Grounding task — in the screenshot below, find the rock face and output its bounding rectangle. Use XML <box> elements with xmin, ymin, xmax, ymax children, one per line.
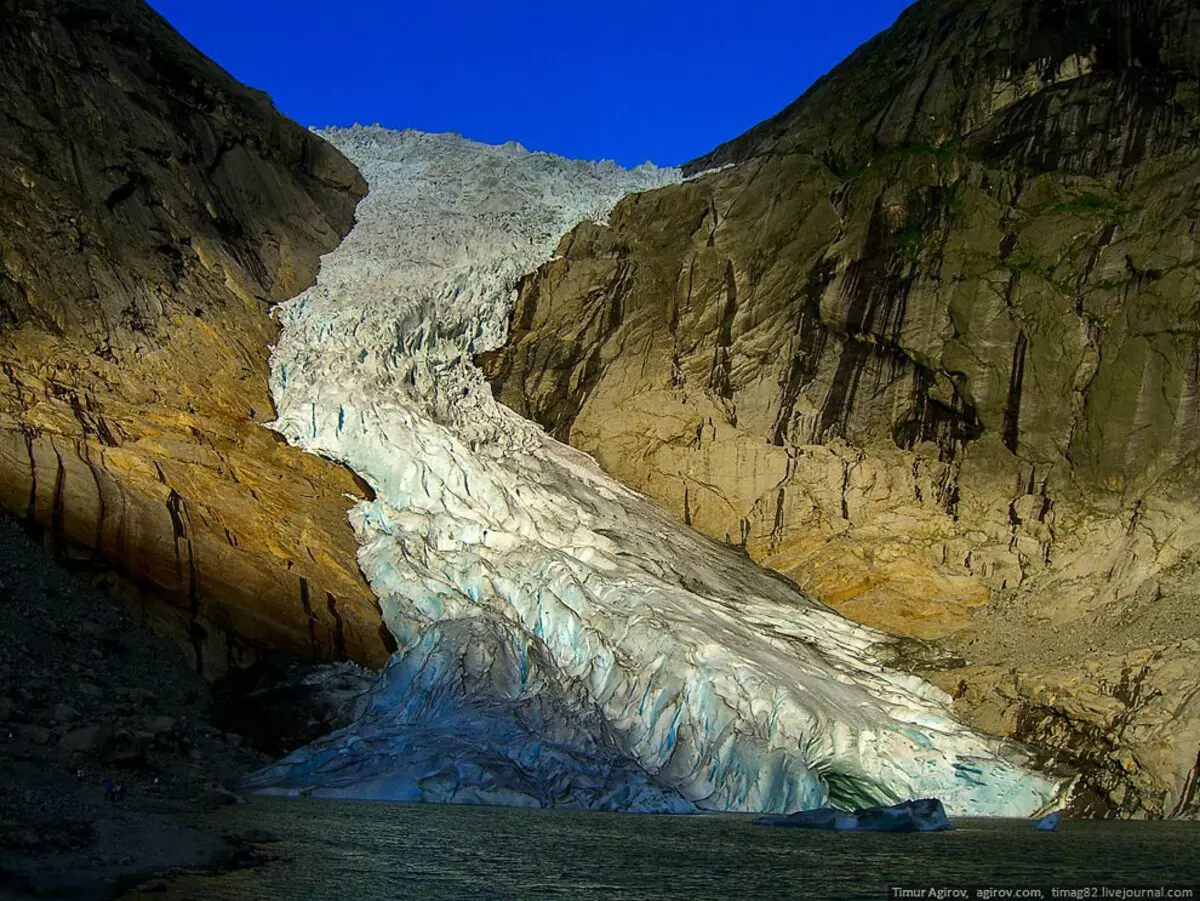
<box><xmin>482</xmin><ymin>0</ymin><xmax>1200</xmax><ymax>817</ymax></box>
<box><xmin>0</xmin><ymin>0</ymin><xmax>391</xmax><ymax>675</ymax></box>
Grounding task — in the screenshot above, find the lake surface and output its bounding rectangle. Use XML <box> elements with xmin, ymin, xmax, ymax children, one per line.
<box><xmin>134</xmin><ymin>799</ymin><xmax>1199</xmax><ymax>900</ymax></box>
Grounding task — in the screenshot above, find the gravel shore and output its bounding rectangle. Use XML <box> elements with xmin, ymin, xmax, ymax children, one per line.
<box><xmin>0</xmin><ymin>514</ymin><xmax>274</xmax><ymax>898</ymax></box>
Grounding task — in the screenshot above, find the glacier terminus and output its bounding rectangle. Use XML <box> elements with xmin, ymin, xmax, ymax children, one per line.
<box><xmin>246</xmin><ymin>126</ymin><xmax>1062</xmax><ymax>816</ymax></box>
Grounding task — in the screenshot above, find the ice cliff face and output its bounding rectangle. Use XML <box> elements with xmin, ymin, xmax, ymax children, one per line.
<box><xmin>247</xmin><ymin>126</ymin><xmax>1060</xmax><ymax>814</ymax></box>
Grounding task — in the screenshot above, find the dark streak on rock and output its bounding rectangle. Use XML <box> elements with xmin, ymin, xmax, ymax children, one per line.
<box><xmin>708</xmin><ymin>260</ymin><xmax>738</xmax><ymax>401</ymax></box>
<box><xmin>1171</xmin><ymin>746</ymin><xmax>1200</xmax><ymax>817</ymax></box>
<box><xmin>327</xmin><ymin>591</ymin><xmax>346</xmax><ymax>660</ymax></box>
<box><xmin>772</xmin><ymin>259</ymin><xmax>834</xmax><ymax>447</ymax></box>
<box><xmin>80</xmin><ymin>441</ymin><xmax>105</xmax><ymax>550</ymax></box>
<box><xmin>1003</xmin><ymin>330</ymin><xmax>1028</xmax><ymax>454</ymax></box>
<box><xmin>165</xmin><ymin>487</ymin><xmax>205</xmax><ymax>675</ymax></box>
<box><xmin>892</xmin><ymin>367</ymin><xmax>983</xmax><ymax>464</ymax></box>
<box><xmin>378</xmin><ymin>623</ymin><xmax>398</xmax><ymax>656</ymax></box>
<box><xmin>103</xmin><ymin>179</ymin><xmax>137</xmax><ymax>211</ymax></box>
<box><xmin>50</xmin><ymin>442</ymin><xmax>66</xmax><ymax>538</ymax></box>
<box><xmin>298</xmin><ymin>575</ymin><xmax>318</xmax><ymax>663</ymax></box>
<box><xmin>22</xmin><ymin>428</ymin><xmax>37</xmax><ymax>522</ymax></box>
<box><xmin>818</xmin><ymin>341</ymin><xmax>871</xmax><ymax>443</ymax></box>
<box><xmin>771</xmin><ymin>487</ymin><xmax>786</xmax><ymax>550</ymax></box>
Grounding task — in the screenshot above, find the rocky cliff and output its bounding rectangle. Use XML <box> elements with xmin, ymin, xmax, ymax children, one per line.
<box><xmin>0</xmin><ymin>0</ymin><xmax>391</xmax><ymax>675</ymax></box>
<box><xmin>482</xmin><ymin>0</ymin><xmax>1200</xmax><ymax>817</ymax></box>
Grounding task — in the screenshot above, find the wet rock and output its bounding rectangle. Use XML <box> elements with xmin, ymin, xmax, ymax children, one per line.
<box><xmin>754</xmin><ymin>798</ymin><xmax>955</xmax><ymax>832</ymax></box>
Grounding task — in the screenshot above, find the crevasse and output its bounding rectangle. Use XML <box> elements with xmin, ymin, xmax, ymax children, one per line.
<box><xmin>247</xmin><ymin>126</ymin><xmax>1061</xmax><ymax>815</ymax></box>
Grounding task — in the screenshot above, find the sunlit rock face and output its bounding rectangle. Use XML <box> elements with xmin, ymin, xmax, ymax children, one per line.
<box><xmin>0</xmin><ymin>0</ymin><xmax>386</xmax><ymax>676</ymax></box>
<box><xmin>479</xmin><ymin>0</ymin><xmax>1200</xmax><ymax>819</ymax></box>
<box><xmin>248</xmin><ymin>126</ymin><xmax>1060</xmax><ymax>814</ymax></box>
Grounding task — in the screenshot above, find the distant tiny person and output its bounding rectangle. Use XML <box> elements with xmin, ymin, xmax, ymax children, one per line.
<box><xmin>114</xmin><ymin>779</ymin><xmax>125</xmax><ymax>801</ymax></box>
<box><xmin>104</xmin><ymin>776</ymin><xmax>115</xmax><ymax>802</ymax></box>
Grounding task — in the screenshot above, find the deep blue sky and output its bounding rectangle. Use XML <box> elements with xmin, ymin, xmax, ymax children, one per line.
<box><xmin>146</xmin><ymin>1</ymin><xmax>912</xmax><ymax>168</ymax></box>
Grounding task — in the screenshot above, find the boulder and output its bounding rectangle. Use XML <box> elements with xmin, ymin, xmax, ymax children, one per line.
<box><xmin>61</xmin><ymin>724</ymin><xmax>114</xmax><ymax>756</ymax></box>
<box><xmin>20</xmin><ymin>726</ymin><xmax>51</xmax><ymax>746</ymax></box>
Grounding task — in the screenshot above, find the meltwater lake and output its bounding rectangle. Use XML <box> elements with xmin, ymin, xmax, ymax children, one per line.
<box><xmin>126</xmin><ymin>798</ymin><xmax>1199</xmax><ymax>901</ymax></box>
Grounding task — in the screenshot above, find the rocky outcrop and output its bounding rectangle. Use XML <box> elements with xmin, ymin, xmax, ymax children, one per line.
<box><xmin>0</xmin><ymin>0</ymin><xmax>391</xmax><ymax>675</ymax></box>
<box><xmin>482</xmin><ymin>0</ymin><xmax>1200</xmax><ymax>817</ymax></box>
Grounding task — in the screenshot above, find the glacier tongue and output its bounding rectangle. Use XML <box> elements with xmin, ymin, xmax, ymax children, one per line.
<box><xmin>251</xmin><ymin>126</ymin><xmax>1060</xmax><ymax>815</ymax></box>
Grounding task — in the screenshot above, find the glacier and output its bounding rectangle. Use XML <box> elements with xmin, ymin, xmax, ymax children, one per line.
<box><xmin>247</xmin><ymin>126</ymin><xmax>1062</xmax><ymax>815</ymax></box>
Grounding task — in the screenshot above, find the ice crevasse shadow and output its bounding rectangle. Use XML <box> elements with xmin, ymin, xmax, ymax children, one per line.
<box><xmin>246</xmin><ymin>126</ymin><xmax>1061</xmax><ymax>815</ymax></box>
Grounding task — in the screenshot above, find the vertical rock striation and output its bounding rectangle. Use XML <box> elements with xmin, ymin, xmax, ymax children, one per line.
<box><xmin>482</xmin><ymin>0</ymin><xmax>1200</xmax><ymax>817</ymax></box>
<box><xmin>0</xmin><ymin>0</ymin><xmax>390</xmax><ymax>674</ymax></box>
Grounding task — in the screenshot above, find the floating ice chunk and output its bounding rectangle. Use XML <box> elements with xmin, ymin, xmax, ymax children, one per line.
<box><xmin>753</xmin><ymin>798</ymin><xmax>954</xmax><ymax>832</ymax></box>
<box><xmin>855</xmin><ymin>798</ymin><xmax>954</xmax><ymax>832</ymax></box>
<box><xmin>752</xmin><ymin>807</ymin><xmax>860</xmax><ymax>830</ymax></box>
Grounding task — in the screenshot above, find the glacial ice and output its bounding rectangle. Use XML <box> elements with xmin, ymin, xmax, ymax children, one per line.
<box><xmin>248</xmin><ymin>126</ymin><xmax>1062</xmax><ymax>815</ymax></box>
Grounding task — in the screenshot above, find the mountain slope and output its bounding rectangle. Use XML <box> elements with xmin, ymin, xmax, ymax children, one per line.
<box><xmin>244</xmin><ymin>127</ymin><xmax>1057</xmax><ymax>816</ymax></box>
<box><xmin>0</xmin><ymin>0</ymin><xmax>390</xmax><ymax>674</ymax></box>
<box><xmin>482</xmin><ymin>0</ymin><xmax>1200</xmax><ymax>817</ymax></box>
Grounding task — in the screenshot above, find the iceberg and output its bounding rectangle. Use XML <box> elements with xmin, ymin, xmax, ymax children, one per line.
<box><xmin>1035</xmin><ymin>811</ymin><xmax>1062</xmax><ymax>831</ymax></box>
<box><xmin>752</xmin><ymin>807</ymin><xmax>861</xmax><ymax>831</ymax></box>
<box><xmin>250</xmin><ymin>126</ymin><xmax>1063</xmax><ymax>814</ymax></box>
<box><xmin>752</xmin><ymin>798</ymin><xmax>954</xmax><ymax>832</ymax></box>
